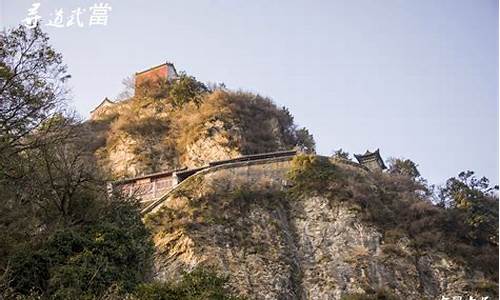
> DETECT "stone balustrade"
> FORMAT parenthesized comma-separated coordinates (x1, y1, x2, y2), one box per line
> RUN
(110, 150, 297, 208)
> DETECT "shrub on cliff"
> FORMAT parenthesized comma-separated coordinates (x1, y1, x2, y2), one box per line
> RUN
(131, 268, 244, 300)
(386, 158, 421, 180)
(287, 154, 499, 285)
(341, 289, 399, 300)
(287, 155, 341, 197)
(133, 72, 207, 108)
(94, 87, 316, 178)
(439, 171, 498, 246)
(169, 73, 208, 109)
(175, 90, 315, 155)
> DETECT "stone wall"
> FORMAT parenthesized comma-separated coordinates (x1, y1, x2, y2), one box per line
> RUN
(144, 155, 295, 214)
(112, 150, 298, 213)
(202, 157, 293, 191)
(113, 170, 178, 207)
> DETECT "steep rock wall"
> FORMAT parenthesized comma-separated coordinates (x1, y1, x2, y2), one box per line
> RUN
(144, 160, 486, 300)
(87, 90, 312, 179)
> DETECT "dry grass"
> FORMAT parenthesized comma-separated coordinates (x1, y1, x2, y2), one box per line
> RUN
(93, 89, 313, 178)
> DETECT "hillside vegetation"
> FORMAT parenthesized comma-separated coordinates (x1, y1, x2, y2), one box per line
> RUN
(87, 84, 315, 178)
(0, 26, 243, 300)
(144, 155, 498, 299)
(0, 25, 497, 300)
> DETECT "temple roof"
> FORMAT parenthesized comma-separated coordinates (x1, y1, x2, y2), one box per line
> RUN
(90, 97, 115, 114)
(356, 149, 380, 157)
(135, 61, 177, 76)
(354, 149, 387, 170)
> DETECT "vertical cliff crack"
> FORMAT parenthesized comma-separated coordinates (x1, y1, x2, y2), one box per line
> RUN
(279, 199, 306, 300)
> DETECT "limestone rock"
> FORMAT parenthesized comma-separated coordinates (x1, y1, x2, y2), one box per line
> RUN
(145, 160, 490, 300)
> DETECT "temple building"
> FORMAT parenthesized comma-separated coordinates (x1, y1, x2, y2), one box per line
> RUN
(134, 61, 178, 96)
(89, 61, 179, 119)
(89, 97, 115, 120)
(354, 149, 387, 172)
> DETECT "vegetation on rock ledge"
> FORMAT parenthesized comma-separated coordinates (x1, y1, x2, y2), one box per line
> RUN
(90, 83, 316, 178)
(287, 154, 499, 295)
(1, 24, 498, 299)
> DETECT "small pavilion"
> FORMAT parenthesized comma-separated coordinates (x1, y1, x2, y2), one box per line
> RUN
(354, 149, 387, 172)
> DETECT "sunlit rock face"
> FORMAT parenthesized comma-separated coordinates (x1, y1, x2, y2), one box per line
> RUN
(145, 160, 485, 300)
(179, 119, 242, 168)
(87, 89, 304, 179)
(85, 69, 491, 299)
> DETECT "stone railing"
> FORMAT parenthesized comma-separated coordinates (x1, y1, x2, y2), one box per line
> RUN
(141, 150, 298, 214)
(110, 150, 297, 209)
(110, 169, 181, 207)
(110, 150, 374, 214)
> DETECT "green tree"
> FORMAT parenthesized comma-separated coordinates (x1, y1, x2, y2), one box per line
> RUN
(332, 148, 350, 160)
(294, 127, 315, 153)
(387, 158, 421, 180)
(132, 268, 244, 300)
(439, 171, 498, 246)
(169, 72, 208, 109)
(7, 196, 153, 299)
(0, 25, 70, 155)
(0, 25, 155, 299)
(0, 24, 72, 280)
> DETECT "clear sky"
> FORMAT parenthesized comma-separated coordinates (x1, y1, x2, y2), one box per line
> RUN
(1, 0, 498, 185)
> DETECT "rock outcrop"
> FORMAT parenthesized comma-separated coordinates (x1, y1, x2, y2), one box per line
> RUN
(87, 90, 312, 179)
(86, 81, 495, 299)
(144, 157, 494, 300)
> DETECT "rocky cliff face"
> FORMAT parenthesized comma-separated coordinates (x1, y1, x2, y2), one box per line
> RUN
(181, 118, 242, 168)
(144, 157, 494, 300)
(87, 90, 311, 178)
(86, 86, 495, 299)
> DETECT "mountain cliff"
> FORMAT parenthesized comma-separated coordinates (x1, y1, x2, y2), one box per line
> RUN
(143, 155, 497, 299)
(87, 89, 314, 179)
(84, 76, 497, 299)
(2, 25, 496, 300)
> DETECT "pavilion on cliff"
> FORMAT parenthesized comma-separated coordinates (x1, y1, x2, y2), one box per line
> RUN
(354, 149, 387, 172)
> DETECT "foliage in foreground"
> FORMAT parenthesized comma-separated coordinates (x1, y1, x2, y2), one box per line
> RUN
(2, 196, 154, 300)
(341, 288, 399, 300)
(0, 25, 155, 300)
(128, 268, 244, 300)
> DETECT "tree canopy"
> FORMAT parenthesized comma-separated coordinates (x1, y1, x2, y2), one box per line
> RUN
(0, 25, 242, 300)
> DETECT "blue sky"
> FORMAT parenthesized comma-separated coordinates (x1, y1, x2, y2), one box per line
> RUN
(1, 0, 498, 185)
